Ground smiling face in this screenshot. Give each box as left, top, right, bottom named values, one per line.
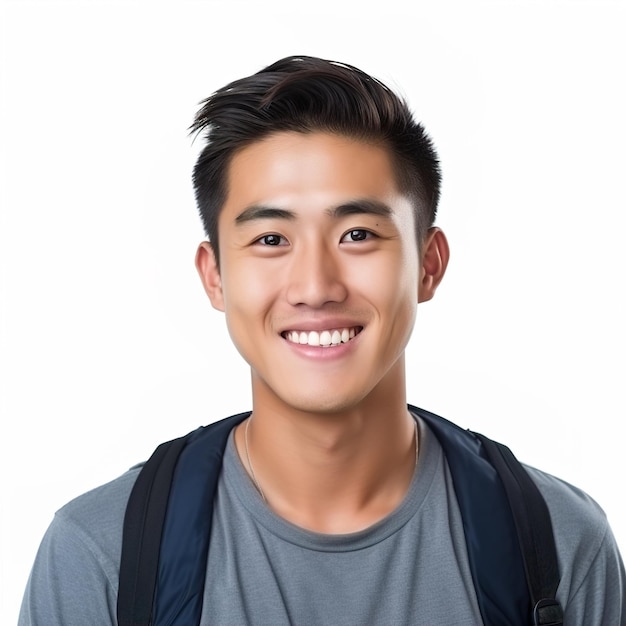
left=196, top=131, right=446, bottom=417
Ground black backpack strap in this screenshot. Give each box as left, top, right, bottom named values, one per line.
left=475, top=435, right=563, bottom=626
left=117, top=412, right=249, bottom=626
left=411, top=405, right=562, bottom=626
left=117, top=435, right=188, bottom=626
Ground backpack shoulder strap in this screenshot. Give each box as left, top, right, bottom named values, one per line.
left=117, top=434, right=187, bottom=626
left=475, top=434, right=563, bottom=626
left=117, top=411, right=249, bottom=626
left=118, top=407, right=563, bottom=626
left=410, top=405, right=563, bottom=626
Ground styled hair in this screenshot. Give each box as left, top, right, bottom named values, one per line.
left=191, top=55, right=441, bottom=265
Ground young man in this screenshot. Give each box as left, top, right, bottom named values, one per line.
left=20, top=56, right=625, bottom=625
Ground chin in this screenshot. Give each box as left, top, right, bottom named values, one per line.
left=279, top=390, right=367, bottom=416
left=252, top=369, right=375, bottom=416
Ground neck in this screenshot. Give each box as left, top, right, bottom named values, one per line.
left=235, top=369, right=417, bottom=533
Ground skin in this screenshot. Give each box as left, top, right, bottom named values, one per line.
left=196, top=131, right=449, bottom=533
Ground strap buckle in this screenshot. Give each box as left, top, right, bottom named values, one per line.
left=533, top=598, right=564, bottom=626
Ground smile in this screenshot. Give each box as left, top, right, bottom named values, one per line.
left=283, top=327, right=362, bottom=347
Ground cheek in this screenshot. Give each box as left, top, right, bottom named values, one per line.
left=372, top=254, right=419, bottom=350
left=354, top=250, right=418, bottom=310
left=220, top=263, right=278, bottom=346
left=221, top=261, right=276, bottom=310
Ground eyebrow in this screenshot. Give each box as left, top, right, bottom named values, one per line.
left=327, top=200, right=393, bottom=220
left=234, top=199, right=394, bottom=224
left=235, top=206, right=296, bottom=224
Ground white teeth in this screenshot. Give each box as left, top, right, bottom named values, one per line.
left=285, top=327, right=360, bottom=347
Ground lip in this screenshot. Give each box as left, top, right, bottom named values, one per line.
left=277, top=318, right=365, bottom=334
left=284, top=336, right=361, bottom=360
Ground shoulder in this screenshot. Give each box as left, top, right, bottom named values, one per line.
left=61, top=464, right=142, bottom=516
left=19, top=467, right=142, bottom=625
left=56, top=465, right=141, bottom=546
left=47, top=466, right=142, bottom=578
left=524, top=465, right=609, bottom=544
left=524, top=465, right=626, bottom=622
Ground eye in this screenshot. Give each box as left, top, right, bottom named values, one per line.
left=255, top=233, right=287, bottom=246
left=341, top=229, right=373, bottom=243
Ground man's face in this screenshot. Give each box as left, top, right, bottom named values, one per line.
left=199, top=131, right=426, bottom=415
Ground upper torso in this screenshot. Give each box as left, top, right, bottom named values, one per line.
left=19, top=414, right=625, bottom=625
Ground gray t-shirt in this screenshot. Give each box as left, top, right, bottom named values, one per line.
left=202, top=417, right=482, bottom=625
left=19, top=418, right=626, bottom=625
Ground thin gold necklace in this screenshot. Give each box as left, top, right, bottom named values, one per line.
left=245, top=417, right=267, bottom=502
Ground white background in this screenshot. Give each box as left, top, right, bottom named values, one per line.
left=1, top=0, right=624, bottom=621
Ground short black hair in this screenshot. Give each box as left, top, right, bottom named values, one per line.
left=191, top=55, right=441, bottom=266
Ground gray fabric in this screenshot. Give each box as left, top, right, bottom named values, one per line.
left=18, top=467, right=138, bottom=625
left=202, top=418, right=482, bottom=625
left=19, top=418, right=626, bottom=625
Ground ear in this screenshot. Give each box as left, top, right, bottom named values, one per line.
left=418, top=227, right=450, bottom=303
left=195, top=242, right=225, bottom=311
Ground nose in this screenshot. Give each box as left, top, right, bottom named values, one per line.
left=285, top=243, right=348, bottom=308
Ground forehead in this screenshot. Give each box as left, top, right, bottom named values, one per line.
left=223, top=131, right=406, bottom=215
